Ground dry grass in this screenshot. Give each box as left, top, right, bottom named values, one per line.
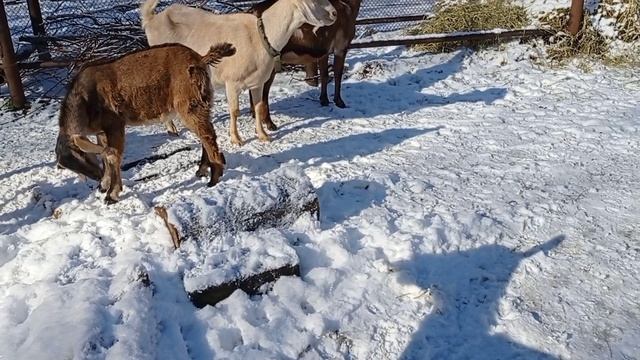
left=599, top=0, right=640, bottom=42
left=407, top=0, right=530, bottom=52
left=539, top=0, right=639, bottom=66
left=539, top=8, right=609, bottom=63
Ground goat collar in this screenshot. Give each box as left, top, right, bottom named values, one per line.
left=256, top=16, right=282, bottom=71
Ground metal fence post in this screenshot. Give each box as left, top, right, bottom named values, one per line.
left=567, top=0, right=584, bottom=35
left=0, top=0, right=26, bottom=109
left=26, top=0, right=50, bottom=60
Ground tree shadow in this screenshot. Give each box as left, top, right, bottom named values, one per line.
left=267, top=50, right=506, bottom=129
left=396, top=236, right=566, bottom=360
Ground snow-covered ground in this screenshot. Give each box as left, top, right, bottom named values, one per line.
left=1, top=40, right=640, bottom=359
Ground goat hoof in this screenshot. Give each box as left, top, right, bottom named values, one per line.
left=206, top=180, right=218, bottom=187
left=231, top=138, right=245, bottom=146
left=258, top=134, right=271, bottom=143
left=334, top=98, right=347, bottom=108
left=195, top=169, right=208, bottom=178
left=99, top=186, right=107, bottom=194
left=320, top=98, right=330, bottom=107
left=168, top=131, right=180, bottom=137
left=265, top=120, right=278, bottom=131
left=104, top=196, right=118, bottom=205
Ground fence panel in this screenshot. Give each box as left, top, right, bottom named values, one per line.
left=6, top=0, right=436, bottom=45
left=3, top=0, right=435, bottom=98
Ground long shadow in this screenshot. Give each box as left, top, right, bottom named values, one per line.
left=268, top=51, right=506, bottom=127
left=226, top=127, right=440, bottom=178
left=397, top=236, right=565, bottom=360
left=0, top=161, right=55, bottom=182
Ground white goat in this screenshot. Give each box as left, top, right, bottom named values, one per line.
left=141, top=0, right=337, bottom=145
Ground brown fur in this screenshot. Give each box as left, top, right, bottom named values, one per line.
left=56, top=43, right=236, bottom=204
left=249, top=0, right=362, bottom=128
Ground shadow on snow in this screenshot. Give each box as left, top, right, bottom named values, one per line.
left=396, top=236, right=565, bottom=360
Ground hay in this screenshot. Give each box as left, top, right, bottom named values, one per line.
left=407, top=0, right=530, bottom=52
left=598, top=0, right=640, bottom=42
left=539, top=1, right=640, bottom=66
left=539, top=9, right=609, bottom=63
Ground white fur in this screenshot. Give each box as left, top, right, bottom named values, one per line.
left=141, top=0, right=337, bottom=145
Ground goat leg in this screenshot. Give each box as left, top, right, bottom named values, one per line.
left=249, top=73, right=277, bottom=131
left=103, top=127, right=125, bottom=204
left=250, top=87, right=271, bottom=142
left=62, top=135, right=104, bottom=181
left=333, top=49, right=348, bottom=108
left=318, top=55, right=330, bottom=106
left=304, top=62, right=319, bottom=87
left=249, top=90, right=256, bottom=119
left=225, top=83, right=244, bottom=146
left=97, top=133, right=111, bottom=193
left=56, top=135, right=103, bottom=182
left=196, top=145, right=209, bottom=178
left=102, top=148, right=120, bottom=205
left=260, top=71, right=278, bottom=131
left=162, top=113, right=179, bottom=136
left=181, top=111, right=224, bottom=186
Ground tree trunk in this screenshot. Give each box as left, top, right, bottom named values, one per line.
left=567, top=0, right=584, bottom=36
left=0, top=0, right=26, bottom=108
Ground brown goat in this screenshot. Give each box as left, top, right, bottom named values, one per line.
left=250, top=0, right=362, bottom=128
left=55, top=43, right=236, bottom=204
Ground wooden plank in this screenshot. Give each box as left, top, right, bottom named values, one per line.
left=355, top=15, right=429, bottom=25
left=122, top=146, right=192, bottom=172
left=189, top=264, right=300, bottom=308
left=349, top=28, right=553, bottom=49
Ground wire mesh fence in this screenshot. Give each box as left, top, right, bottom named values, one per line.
left=3, top=0, right=435, bottom=97
left=5, top=0, right=436, bottom=51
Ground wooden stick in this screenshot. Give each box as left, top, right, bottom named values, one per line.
left=349, top=28, right=552, bottom=49
left=355, top=15, right=429, bottom=25
left=566, top=0, right=584, bottom=36
left=0, top=0, right=26, bottom=109
left=26, top=0, right=50, bottom=61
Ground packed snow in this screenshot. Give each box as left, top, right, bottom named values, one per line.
left=1, top=36, right=640, bottom=360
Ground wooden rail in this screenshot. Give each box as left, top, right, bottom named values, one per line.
left=355, top=15, right=429, bottom=25
left=349, top=28, right=552, bottom=49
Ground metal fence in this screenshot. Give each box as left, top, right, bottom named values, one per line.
left=5, top=0, right=435, bottom=58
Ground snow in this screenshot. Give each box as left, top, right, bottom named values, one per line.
left=164, top=164, right=316, bottom=242
left=162, top=165, right=311, bottom=292
left=2, top=39, right=640, bottom=359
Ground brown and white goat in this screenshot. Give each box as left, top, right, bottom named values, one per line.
left=142, top=0, right=337, bottom=146
left=55, top=43, right=235, bottom=204
left=248, top=0, right=362, bottom=128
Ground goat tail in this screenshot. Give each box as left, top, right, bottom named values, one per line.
left=140, top=0, right=159, bottom=28
left=201, top=43, right=236, bottom=66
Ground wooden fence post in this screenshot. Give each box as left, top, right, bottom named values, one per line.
left=26, top=0, right=50, bottom=60
left=567, top=0, right=584, bottom=36
left=0, top=0, right=26, bottom=109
